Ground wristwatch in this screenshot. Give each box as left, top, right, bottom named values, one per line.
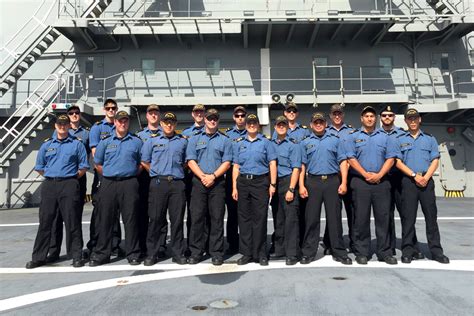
left=288, top=187, right=295, bottom=193
left=270, top=183, right=277, bottom=188
left=411, top=172, right=416, bottom=178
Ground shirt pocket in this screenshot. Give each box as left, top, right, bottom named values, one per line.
left=278, top=152, right=291, bottom=168
left=237, top=146, right=248, bottom=165
left=62, top=152, right=76, bottom=164
left=152, top=145, right=166, bottom=161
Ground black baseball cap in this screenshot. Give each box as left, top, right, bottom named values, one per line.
left=404, top=108, right=420, bottom=118
left=311, top=112, right=326, bottom=122
left=163, top=112, right=177, bottom=122
left=147, top=104, right=160, bottom=112
left=233, top=106, right=247, bottom=114
left=115, top=111, right=129, bottom=120
left=246, top=114, right=259, bottom=124
left=55, top=114, right=70, bottom=124
left=330, top=104, right=344, bottom=114
left=274, top=115, right=288, bottom=125
left=361, top=105, right=376, bottom=115
left=284, top=102, right=298, bottom=111
left=67, top=105, right=80, bottom=113
left=205, top=109, right=219, bottom=120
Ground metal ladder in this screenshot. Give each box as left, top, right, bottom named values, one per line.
left=0, top=74, right=66, bottom=175
left=0, top=0, right=113, bottom=97
left=426, top=0, right=461, bottom=14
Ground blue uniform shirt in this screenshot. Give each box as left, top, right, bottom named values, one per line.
left=35, top=135, right=89, bottom=178
left=53, top=125, right=90, bottom=154
left=136, top=126, right=162, bottom=143
left=186, top=130, right=233, bottom=174
left=89, top=119, right=115, bottom=149
left=225, top=126, right=247, bottom=141
left=300, top=131, right=345, bottom=175
left=182, top=124, right=204, bottom=138
left=272, top=137, right=302, bottom=177
left=94, top=133, right=142, bottom=177
left=272, top=122, right=310, bottom=143
left=327, top=123, right=354, bottom=140
left=141, top=133, right=188, bottom=179
left=344, top=128, right=400, bottom=174
left=382, top=126, right=405, bottom=174
left=233, top=134, right=277, bottom=175
left=397, top=130, right=440, bottom=173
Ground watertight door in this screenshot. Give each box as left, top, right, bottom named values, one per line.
left=438, top=141, right=466, bottom=191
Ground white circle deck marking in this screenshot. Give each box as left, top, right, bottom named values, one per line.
left=1, top=257, right=473, bottom=312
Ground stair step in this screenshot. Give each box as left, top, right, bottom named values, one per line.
left=42, top=37, right=54, bottom=45
left=4, top=78, right=16, bottom=85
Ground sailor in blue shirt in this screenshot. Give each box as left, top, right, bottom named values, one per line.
left=269, top=116, right=302, bottom=265
left=181, top=103, right=206, bottom=254
left=395, top=108, right=449, bottom=264
left=141, top=112, right=189, bottom=266
left=48, top=105, right=90, bottom=262
left=271, top=102, right=310, bottom=143
left=181, top=103, right=206, bottom=138
left=135, top=104, right=165, bottom=258
left=186, top=109, right=233, bottom=265
left=89, top=111, right=142, bottom=267
left=224, top=105, right=248, bottom=254
left=344, top=105, right=400, bottom=265
left=298, top=112, right=351, bottom=265
left=379, top=105, right=420, bottom=257
left=232, top=114, right=277, bottom=266
left=26, top=114, right=89, bottom=269
left=323, top=103, right=355, bottom=254
left=86, top=98, right=122, bottom=256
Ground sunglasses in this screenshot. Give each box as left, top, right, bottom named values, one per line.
left=331, top=111, right=343, bottom=116
left=105, top=107, right=117, bottom=111
left=285, top=109, right=298, bottom=114
left=206, top=117, right=218, bottom=122
left=68, top=111, right=80, bottom=116
left=234, top=114, right=245, bottom=118
left=381, top=114, right=394, bottom=118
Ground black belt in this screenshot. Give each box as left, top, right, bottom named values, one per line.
left=45, top=176, right=76, bottom=181
left=103, top=176, right=136, bottom=181
left=240, top=173, right=268, bottom=180
left=308, top=173, right=338, bottom=180
left=154, top=176, right=183, bottom=182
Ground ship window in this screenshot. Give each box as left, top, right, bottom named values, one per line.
left=142, top=59, right=155, bottom=76
left=440, top=53, right=449, bottom=72
left=378, top=57, right=392, bottom=74
left=85, top=59, right=94, bottom=74
left=313, top=57, right=328, bottom=76
left=206, top=58, right=221, bottom=76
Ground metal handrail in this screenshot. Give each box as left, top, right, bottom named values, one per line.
left=0, top=0, right=57, bottom=65
left=449, top=69, right=474, bottom=98
left=0, top=74, right=64, bottom=143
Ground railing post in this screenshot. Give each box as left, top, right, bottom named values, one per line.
left=449, top=72, right=455, bottom=99
left=102, top=78, right=106, bottom=101
left=339, top=60, right=344, bottom=99
left=133, top=69, right=136, bottom=97
left=403, top=67, right=406, bottom=94
left=312, top=61, right=317, bottom=105
left=177, top=68, right=180, bottom=96
left=359, top=66, right=363, bottom=94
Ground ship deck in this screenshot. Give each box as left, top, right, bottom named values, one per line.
left=1, top=198, right=473, bottom=314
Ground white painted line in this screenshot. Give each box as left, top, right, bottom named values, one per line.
left=0, top=257, right=473, bottom=312
left=1, top=217, right=473, bottom=227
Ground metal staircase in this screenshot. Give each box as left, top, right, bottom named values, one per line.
left=0, top=0, right=113, bottom=97
left=427, top=0, right=460, bottom=15
left=0, top=74, right=66, bottom=175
